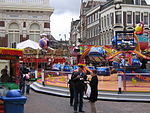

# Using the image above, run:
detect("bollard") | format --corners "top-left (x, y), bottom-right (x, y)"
top-left (118, 75), bottom-right (122, 94)
top-left (41, 69), bottom-right (45, 86)
top-left (35, 70), bottom-right (38, 79)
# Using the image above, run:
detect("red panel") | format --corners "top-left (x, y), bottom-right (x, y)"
top-left (139, 42), bottom-right (148, 50)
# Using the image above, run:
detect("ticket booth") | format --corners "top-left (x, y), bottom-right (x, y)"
top-left (0, 47), bottom-right (23, 88)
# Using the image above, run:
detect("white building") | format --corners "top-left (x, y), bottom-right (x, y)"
top-left (100, 0), bottom-right (150, 45)
top-left (0, 0), bottom-right (53, 48)
top-left (79, 0), bottom-right (150, 46)
top-left (70, 19), bottom-right (80, 46)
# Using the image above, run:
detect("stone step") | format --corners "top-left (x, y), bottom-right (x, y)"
top-left (99, 92), bottom-right (150, 99)
top-left (31, 82), bottom-right (150, 102)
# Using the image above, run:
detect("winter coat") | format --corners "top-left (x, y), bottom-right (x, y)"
top-left (89, 76), bottom-right (98, 102)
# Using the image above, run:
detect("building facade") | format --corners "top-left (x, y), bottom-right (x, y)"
top-left (0, 0), bottom-right (53, 48)
top-left (86, 5), bottom-right (100, 45)
top-left (76, 0), bottom-right (150, 46)
top-left (69, 19), bottom-right (80, 46)
top-left (100, 0), bottom-right (150, 45)
top-left (79, 0), bottom-right (106, 45)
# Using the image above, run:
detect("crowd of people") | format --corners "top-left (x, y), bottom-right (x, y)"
top-left (68, 65), bottom-right (98, 113)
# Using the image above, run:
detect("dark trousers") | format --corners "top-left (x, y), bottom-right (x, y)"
top-left (69, 87), bottom-right (74, 105)
top-left (20, 83), bottom-right (25, 95)
top-left (74, 90), bottom-right (84, 112)
top-left (26, 84), bottom-right (30, 94)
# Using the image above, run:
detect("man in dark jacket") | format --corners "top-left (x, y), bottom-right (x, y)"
top-left (72, 65), bottom-right (87, 113)
top-left (68, 72), bottom-right (75, 106)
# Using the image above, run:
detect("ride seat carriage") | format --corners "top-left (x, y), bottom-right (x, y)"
top-left (96, 67), bottom-right (110, 76)
top-left (63, 65), bottom-right (71, 72)
top-left (52, 64), bottom-right (62, 71)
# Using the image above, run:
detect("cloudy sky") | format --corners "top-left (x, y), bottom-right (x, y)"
top-left (50, 0), bottom-right (150, 41)
top-left (50, 0), bottom-right (81, 40)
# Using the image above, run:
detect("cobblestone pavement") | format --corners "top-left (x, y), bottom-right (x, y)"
top-left (25, 90), bottom-right (150, 113)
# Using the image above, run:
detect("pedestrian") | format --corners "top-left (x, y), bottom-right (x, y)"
top-left (19, 65), bottom-right (30, 95)
top-left (89, 70), bottom-right (98, 113)
top-left (25, 72), bottom-right (31, 95)
top-left (72, 65), bottom-right (87, 113)
top-left (0, 65), bottom-right (10, 83)
top-left (68, 72), bottom-right (75, 106)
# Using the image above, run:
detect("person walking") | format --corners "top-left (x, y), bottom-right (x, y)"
top-left (72, 65), bottom-right (87, 113)
top-left (89, 70), bottom-right (98, 113)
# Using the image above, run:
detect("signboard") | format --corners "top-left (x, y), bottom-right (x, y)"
top-left (119, 73), bottom-right (150, 81)
top-left (0, 48), bottom-right (23, 56)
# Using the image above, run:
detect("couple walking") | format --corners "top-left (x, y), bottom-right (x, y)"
top-left (69, 65), bottom-right (98, 113)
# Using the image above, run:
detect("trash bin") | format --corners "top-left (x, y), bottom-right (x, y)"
top-left (2, 90), bottom-right (27, 113)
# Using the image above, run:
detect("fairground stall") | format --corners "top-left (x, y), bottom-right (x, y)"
top-left (0, 47), bottom-right (23, 89)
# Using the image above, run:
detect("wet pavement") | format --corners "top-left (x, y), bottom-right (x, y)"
top-left (25, 90), bottom-right (150, 113)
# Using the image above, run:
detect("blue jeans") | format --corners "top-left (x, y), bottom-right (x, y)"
top-left (74, 90), bottom-right (84, 112)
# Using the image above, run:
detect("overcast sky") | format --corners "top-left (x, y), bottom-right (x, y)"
top-left (50, 0), bottom-right (81, 40)
top-left (50, 0), bottom-right (150, 41)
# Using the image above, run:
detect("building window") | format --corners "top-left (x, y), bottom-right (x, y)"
top-left (96, 26), bottom-right (98, 35)
top-left (107, 14), bottom-right (110, 27)
top-left (101, 17), bottom-right (103, 29)
top-left (11, 42), bottom-right (16, 48)
top-left (44, 22), bottom-right (50, 28)
top-left (93, 14), bottom-right (95, 22)
top-left (95, 12), bottom-right (98, 20)
top-left (144, 12), bottom-right (148, 25)
top-left (104, 16), bottom-right (106, 27)
top-left (8, 23), bottom-right (20, 48)
top-left (0, 21), bottom-right (5, 27)
top-left (23, 22), bottom-right (26, 27)
top-left (92, 28), bottom-right (94, 37)
top-left (135, 12), bottom-right (140, 24)
top-left (29, 23), bottom-right (40, 42)
top-left (87, 17), bottom-right (89, 25)
top-left (115, 11), bottom-right (122, 24)
top-left (110, 13), bottom-right (114, 25)
top-left (127, 11), bottom-right (132, 24)
top-left (134, 0), bottom-right (141, 5)
top-left (90, 16), bottom-right (92, 24)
